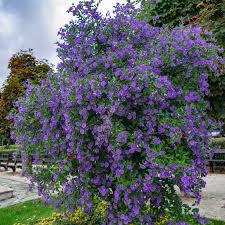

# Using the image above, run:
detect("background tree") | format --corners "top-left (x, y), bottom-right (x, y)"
top-left (197, 0), bottom-right (225, 135)
top-left (140, 0), bottom-right (225, 135)
top-left (140, 0), bottom-right (201, 26)
top-left (0, 49), bottom-right (51, 144)
top-left (140, 0), bottom-right (225, 46)
top-left (197, 0), bottom-right (225, 48)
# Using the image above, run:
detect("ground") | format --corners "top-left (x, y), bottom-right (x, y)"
top-left (0, 170), bottom-right (225, 223)
top-left (183, 174), bottom-right (225, 221)
top-left (0, 170), bottom-right (38, 208)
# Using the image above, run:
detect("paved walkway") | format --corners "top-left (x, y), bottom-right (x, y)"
top-left (0, 170), bottom-right (39, 208)
top-left (182, 174), bottom-right (225, 221)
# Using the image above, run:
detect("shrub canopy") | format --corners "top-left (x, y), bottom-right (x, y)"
top-left (14, 1), bottom-right (224, 224)
top-left (140, 0), bottom-right (225, 136)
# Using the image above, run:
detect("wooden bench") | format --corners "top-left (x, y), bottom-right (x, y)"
top-left (8, 154), bottom-right (22, 172)
top-left (0, 153), bottom-right (9, 171)
top-left (208, 149), bottom-right (225, 173)
top-left (0, 152), bottom-right (22, 172)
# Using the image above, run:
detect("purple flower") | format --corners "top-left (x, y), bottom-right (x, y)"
top-left (153, 137), bottom-right (161, 144)
top-left (13, 1), bottom-right (223, 224)
top-left (98, 186), bottom-right (107, 196)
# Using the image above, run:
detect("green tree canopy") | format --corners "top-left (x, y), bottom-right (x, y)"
top-left (140, 0), bottom-right (201, 27)
top-left (0, 49), bottom-right (52, 143)
top-left (197, 0), bottom-right (225, 48)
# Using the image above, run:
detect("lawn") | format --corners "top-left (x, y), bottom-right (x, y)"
top-left (0, 200), bottom-right (54, 225)
top-left (0, 144), bottom-right (18, 151)
top-left (211, 219), bottom-right (225, 225)
top-left (0, 200), bottom-right (224, 225)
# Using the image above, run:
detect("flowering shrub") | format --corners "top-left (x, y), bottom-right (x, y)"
top-left (13, 1), bottom-right (224, 224)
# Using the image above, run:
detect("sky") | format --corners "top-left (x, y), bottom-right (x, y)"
top-left (0, 0), bottom-right (128, 88)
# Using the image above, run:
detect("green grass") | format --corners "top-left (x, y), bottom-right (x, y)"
top-left (211, 137), bottom-right (225, 148)
top-left (0, 145), bottom-right (19, 155)
top-left (0, 144), bottom-right (18, 151)
top-left (211, 219), bottom-right (225, 225)
top-left (0, 200), bottom-right (55, 225)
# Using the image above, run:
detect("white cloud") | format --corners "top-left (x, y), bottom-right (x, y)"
top-left (43, 0), bottom-right (74, 40)
top-left (0, 5), bottom-right (21, 88)
top-left (0, 0), bottom-right (135, 88)
top-left (41, 0), bottom-right (74, 66)
top-left (0, 14), bottom-right (13, 36)
top-left (99, 0), bottom-right (128, 14)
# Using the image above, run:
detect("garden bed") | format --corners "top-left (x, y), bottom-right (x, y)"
top-left (0, 200), bottom-right (224, 225)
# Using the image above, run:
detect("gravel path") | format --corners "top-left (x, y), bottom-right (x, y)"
top-left (0, 170), bottom-right (39, 208)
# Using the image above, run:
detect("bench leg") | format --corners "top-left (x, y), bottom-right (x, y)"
top-left (209, 161), bottom-right (214, 173)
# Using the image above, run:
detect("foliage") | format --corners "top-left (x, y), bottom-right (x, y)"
top-left (211, 138), bottom-right (225, 149)
top-left (197, 0), bottom-right (225, 48)
top-left (140, 0), bottom-right (201, 27)
top-left (0, 49), bottom-right (51, 142)
top-left (13, 1), bottom-right (224, 224)
top-left (0, 144), bottom-right (18, 150)
top-left (20, 209), bottom-right (219, 225)
top-left (210, 219), bottom-right (225, 225)
top-left (197, 0), bottom-right (225, 135)
top-left (0, 150), bottom-right (16, 155)
top-left (207, 69), bottom-right (225, 136)
top-left (26, 200), bottom-right (109, 225)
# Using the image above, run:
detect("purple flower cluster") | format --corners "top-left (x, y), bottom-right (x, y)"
top-left (13, 1), bottom-right (223, 224)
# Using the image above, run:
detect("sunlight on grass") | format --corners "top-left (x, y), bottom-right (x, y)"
top-left (0, 200), bottom-right (54, 225)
